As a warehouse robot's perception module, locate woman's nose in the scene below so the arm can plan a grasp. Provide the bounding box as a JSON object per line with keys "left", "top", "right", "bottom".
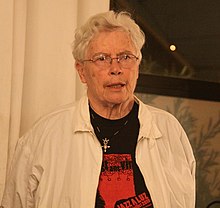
{"left": 109, "top": 58, "right": 122, "bottom": 75}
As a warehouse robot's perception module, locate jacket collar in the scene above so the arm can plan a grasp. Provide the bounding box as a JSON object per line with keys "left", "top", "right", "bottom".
{"left": 73, "top": 96, "right": 93, "bottom": 133}
{"left": 73, "top": 95, "right": 162, "bottom": 140}
{"left": 135, "top": 96, "right": 162, "bottom": 140}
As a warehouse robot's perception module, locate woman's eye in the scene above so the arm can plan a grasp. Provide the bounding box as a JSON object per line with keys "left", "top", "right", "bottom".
{"left": 98, "top": 56, "right": 106, "bottom": 61}
{"left": 122, "top": 55, "right": 131, "bottom": 60}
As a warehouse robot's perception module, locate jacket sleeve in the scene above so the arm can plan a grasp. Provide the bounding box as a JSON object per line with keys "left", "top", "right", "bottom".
{"left": 181, "top": 129, "right": 196, "bottom": 177}
{"left": 180, "top": 127, "right": 196, "bottom": 205}
{"left": 1, "top": 130, "right": 39, "bottom": 208}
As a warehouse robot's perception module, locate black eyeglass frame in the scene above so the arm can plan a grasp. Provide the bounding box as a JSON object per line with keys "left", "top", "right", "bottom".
{"left": 81, "top": 53, "right": 139, "bottom": 68}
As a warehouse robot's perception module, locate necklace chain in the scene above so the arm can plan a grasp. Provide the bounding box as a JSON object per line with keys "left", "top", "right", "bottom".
{"left": 91, "top": 113, "right": 129, "bottom": 152}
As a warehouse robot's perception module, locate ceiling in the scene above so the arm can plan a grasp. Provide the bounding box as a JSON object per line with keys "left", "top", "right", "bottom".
{"left": 110, "top": 0, "right": 220, "bottom": 82}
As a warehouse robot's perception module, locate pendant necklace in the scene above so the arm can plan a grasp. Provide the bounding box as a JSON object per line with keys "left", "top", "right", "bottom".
{"left": 91, "top": 113, "right": 129, "bottom": 152}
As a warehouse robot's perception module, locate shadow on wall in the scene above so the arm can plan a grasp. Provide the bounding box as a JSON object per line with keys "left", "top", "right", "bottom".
{"left": 135, "top": 93, "right": 220, "bottom": 208}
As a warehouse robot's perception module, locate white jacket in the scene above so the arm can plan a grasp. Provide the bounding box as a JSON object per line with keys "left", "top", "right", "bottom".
{"left": 1, "top": 96, "right": 196, "bottom": 208}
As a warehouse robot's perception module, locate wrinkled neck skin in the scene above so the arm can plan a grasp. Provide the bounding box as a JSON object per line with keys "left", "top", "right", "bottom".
{"left": 88, "top": 95, "right": 135, "bottom": 120}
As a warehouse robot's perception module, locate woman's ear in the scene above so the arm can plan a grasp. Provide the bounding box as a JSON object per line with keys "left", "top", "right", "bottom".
{"left": 75, "top": 61, "right": 87, "bottom": 83}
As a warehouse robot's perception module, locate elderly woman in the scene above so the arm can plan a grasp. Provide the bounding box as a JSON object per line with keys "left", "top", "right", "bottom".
{"left": 1, "top": 11, "right": 195, "bottom": 208}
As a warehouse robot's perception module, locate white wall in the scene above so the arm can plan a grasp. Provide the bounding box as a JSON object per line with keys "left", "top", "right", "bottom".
{"left": 0, "top": 0, "right": 14, "bottom": 199}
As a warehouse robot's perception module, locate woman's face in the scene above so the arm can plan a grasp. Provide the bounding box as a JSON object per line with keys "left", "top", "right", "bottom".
{"left": 76, "top": 30, "right": 140, "bottom": 108}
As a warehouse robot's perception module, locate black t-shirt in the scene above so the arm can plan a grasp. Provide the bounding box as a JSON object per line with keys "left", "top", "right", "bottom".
{"left": 90, "top": 103, "right": 154, "bottom": 208}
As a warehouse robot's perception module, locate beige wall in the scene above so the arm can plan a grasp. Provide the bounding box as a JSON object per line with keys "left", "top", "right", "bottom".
{"left": 0, "top": 0, "right": 109, "bottom": 200}
{"left": 0, "top": 0, "right": 14, "bottom": 200}
{"left": 136, "top": 92, "right": 220, "bottom": 207}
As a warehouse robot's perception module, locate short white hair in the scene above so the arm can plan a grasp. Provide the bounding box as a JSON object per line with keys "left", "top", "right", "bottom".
{"left": 72, "top": 10, "right": 145, "bottom": 61}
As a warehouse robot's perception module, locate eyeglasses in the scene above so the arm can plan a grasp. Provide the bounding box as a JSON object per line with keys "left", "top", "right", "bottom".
{"left": 82, "top": 53, "right": 139, "bottom": 68}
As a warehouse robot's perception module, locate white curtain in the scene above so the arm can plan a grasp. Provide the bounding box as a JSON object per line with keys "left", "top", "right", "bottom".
{"left": 0, "top": 0, "right": 109, "bottom": 200}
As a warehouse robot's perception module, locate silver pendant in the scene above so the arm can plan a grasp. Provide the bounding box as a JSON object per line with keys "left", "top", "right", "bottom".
{"left": 102, "top": 138, "right": 110, "bottom": 152}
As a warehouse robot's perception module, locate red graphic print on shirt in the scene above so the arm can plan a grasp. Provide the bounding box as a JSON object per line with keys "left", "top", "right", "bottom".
{"left": 97, "top": 154, "right": 152, "bottom": 208}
